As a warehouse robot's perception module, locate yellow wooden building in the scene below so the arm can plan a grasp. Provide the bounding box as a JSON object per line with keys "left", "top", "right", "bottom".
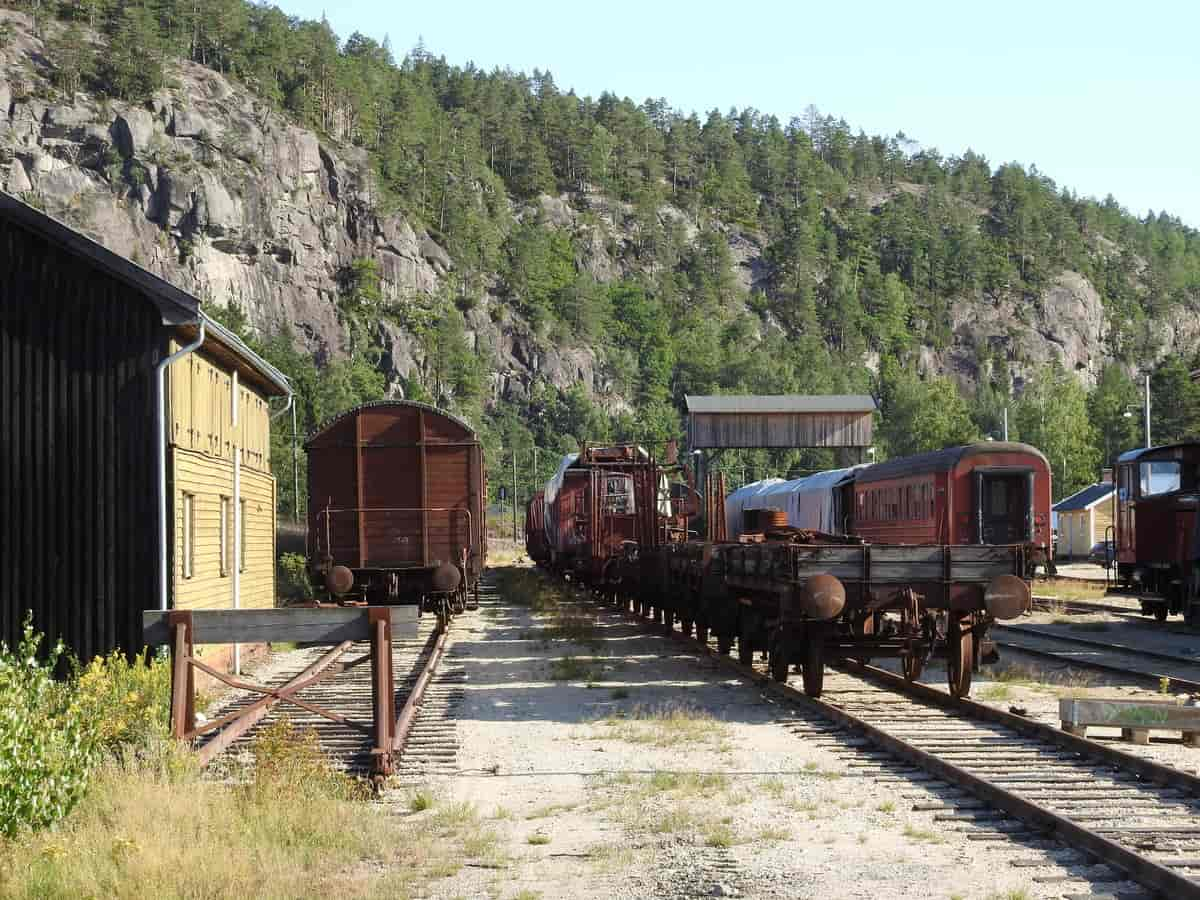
{"left": 166, "top": 313, "right": 291, "bottom": 671}
{"left": 1054, "top": 481, "right": 1116, "bottom": 560}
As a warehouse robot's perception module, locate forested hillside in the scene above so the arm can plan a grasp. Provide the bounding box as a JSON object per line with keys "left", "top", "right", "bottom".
{"left": 3, "top": 2, "right": 1200, "bottom": 506}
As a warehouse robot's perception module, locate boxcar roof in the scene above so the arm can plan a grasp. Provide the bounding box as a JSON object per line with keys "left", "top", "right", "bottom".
{"left": 1117, "top": 442, "right": 1200, "bottom": 463}
{"left": 855, "top": 441, "right": 1049, "bottom": 485}
{"left": 305, "top": 400, "right": 477, "bottom": 447}
{"left": 0, "top": 190, "right": 199, "bottom": 325}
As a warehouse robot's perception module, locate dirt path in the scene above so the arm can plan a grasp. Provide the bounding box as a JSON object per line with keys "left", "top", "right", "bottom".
{"left": 382, "top": 568, "right": 1134, "bottom": 900}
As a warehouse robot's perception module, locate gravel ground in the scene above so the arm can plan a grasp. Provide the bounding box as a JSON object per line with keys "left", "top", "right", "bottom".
{"left": 394, "top": 569, "right": 1137, "bottom": 900}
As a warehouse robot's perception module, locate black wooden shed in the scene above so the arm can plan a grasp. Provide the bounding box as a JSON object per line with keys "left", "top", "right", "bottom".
{"left": 0, "top": 192, "right": 200, "bottom": 663}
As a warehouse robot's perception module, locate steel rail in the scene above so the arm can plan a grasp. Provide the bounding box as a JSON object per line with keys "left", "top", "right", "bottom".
{"left": 393, "top": 622, "right": 450, "bottom": 755}
{"left": 600, "top": 593, "right": 1200, "bottom": 899}
{"left": 992, "top": 639, "right": 1200, "bottom": 695}
{"left": 999, "top": 622, "right": 1200, "bottom": 669}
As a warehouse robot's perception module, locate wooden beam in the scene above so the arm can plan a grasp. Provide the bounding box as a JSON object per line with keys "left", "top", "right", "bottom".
{"left": 144, "top": 606, "right": 419, "bottom": 646}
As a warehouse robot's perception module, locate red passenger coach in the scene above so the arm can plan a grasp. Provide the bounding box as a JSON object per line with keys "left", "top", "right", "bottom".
{"left": 306, "top": 401, "right": 487, "bottom": 619}
{"left": 851, "top": 442, "right": 1053, "bottom": 567}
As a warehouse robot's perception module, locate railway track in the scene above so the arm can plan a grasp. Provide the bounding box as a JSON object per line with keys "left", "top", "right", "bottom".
{"left": 604, "top": 593, "right": 1200, "bottom": 899}
{"left": 994, "top": 623, "right": 1200, "bottom": 694}
{"left": 202, "top": 611, "right": 463, "bottom": 777}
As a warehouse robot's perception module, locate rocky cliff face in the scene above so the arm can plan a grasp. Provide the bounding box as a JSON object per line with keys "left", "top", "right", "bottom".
{"left": 0, "top": 11, "right": 1194, "bottom": 408}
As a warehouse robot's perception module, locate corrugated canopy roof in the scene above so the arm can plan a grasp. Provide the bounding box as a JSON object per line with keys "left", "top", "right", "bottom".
{"left": 1053, "top": 482, "right": 1115, "bottom": 512}
{"left": 685, "top": 394, "right": 876, "bottom": 414}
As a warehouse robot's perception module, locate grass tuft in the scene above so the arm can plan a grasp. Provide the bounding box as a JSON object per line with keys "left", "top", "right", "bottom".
{"left": 596, "top": 702, "right": 727, "bottom": 748}
{"left": 902, "top": 824, "right": 944, "bottom": 843}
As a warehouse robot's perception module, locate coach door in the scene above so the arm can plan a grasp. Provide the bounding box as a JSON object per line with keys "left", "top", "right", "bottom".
{"left": 975, "top": 469, "right": 1033, "bottom": 544}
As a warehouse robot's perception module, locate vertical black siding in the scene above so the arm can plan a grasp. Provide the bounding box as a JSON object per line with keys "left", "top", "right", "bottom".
{"left": 0, "top": 218, "right": 163, "bottom": 663}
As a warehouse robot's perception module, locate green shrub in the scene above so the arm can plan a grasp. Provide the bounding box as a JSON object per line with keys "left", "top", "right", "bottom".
{"left": 248, "top": 718, "right": 367, "bottom": 802}
{"left": 70, "top": 649, "right": 171, "bottom": 752}
{"left": 0, "top": 618, "right": 100, "bottom": 837}
{"left": 278, "top": 552, "right": 313, "bottom": 601}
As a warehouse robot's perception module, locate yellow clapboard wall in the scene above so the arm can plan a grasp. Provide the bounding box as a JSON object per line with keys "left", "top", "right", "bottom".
{"left": 173, "top": 448, "right": 277, "bottom": 611}
{"left": 167, "top": 347, "right": 271, "bottom": 475}
{"left": 166, "top": 342, "right": 278, "bottom": 614}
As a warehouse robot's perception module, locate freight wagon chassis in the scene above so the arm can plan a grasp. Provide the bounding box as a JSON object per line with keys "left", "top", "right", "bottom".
{"left": 143, "top": 606, "right": 423, "bottom": 776}
{"left": 633, "top": 542, "right": 1030, "bottom": 700}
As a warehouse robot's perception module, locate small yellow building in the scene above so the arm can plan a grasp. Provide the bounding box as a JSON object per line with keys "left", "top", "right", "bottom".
{"left": 1054, "top": 482, "right": 1116, "bottom": 560}
{"left": 166, "top": 313, "right": 291, "bottom": 671}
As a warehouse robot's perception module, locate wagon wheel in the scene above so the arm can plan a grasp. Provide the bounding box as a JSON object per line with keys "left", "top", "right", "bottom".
{"left": 947, "top": 612, "right": 973, "bottom": 699}
{"left": 737, "top": 623, "right": 755, "bottom": 666}
{"left": 802, "top": 632, "right": 825, "bottom": 697}
{"left": 901, "top": 653, "right": 924, "bottom": 682}
{"left": 852, "top": 614, "right": 875, "bottom": 666}
{"left": 769, "top": 637, "right": 790, "bottom": 684}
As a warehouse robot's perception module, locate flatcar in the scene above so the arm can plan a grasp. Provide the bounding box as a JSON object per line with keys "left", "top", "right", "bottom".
{"left": 533, "top": 442, "right": 1043, "bottom": 699}
{"left": 1113, "top": 442, "right": 1200, "bottom": 624}
{"left": 306, "top": 401, "right": 486, "bottom": 621}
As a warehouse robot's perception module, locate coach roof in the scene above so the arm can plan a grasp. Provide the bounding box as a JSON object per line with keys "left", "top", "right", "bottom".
{"left": 855, "top": 442, "right": 1049, "bottom": 485}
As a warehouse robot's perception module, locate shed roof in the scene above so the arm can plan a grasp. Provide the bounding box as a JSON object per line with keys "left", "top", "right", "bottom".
{"left": 0, "top": 190, "right": 199, "bottom": 326}
{"left": 686, "top": 394, "right": 876, "bottom": 414}
{"left": 1053, "top": 482, "right": 1115, "bottom": 512}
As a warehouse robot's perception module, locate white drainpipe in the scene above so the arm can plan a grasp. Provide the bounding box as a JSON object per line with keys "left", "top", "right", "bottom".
{"left": 156, "top": 322, "right": 206, "bottom": 612}
{"left": 232, "top": 369, "right": 241, "bottom": 675}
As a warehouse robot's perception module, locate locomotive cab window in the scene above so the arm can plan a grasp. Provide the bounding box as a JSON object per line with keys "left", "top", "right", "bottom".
{"left": 1139, "top": 461, "right": 1182, "bottom": 497}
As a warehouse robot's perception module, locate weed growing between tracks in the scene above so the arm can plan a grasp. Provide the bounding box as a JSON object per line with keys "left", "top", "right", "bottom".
{"left": 594, "top": 702, "right": 730, "bottom": 749}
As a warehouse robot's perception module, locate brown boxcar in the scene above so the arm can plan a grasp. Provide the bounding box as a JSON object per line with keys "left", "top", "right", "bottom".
{"left": 540, "top": 445, "right": 668, "bottom": 584}
{"left": 1114, "top": 442, "right": 1200, "bottom": 623}
{"left": 306, "top": 401, "right": 486, "bottom": 617}
{"left": 525, "top": 490, "right": 548, "bottom": 563}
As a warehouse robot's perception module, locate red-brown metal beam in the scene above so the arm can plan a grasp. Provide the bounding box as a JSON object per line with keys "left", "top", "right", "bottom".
{"left": 393, "top": 623, "right": 448, "bottom": 756}
{"left": 193, "top": 639, "right": 354, "bottom": 766}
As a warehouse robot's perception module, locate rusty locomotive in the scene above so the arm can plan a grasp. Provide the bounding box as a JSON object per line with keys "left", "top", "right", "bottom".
{"left": 1112, "top": 442, "right": 1200, "bottom": 624}
{"left": 530, "top": 441, "right": 1048, "bottom": 698}
{"left": 306, "top": 401, "right": 487, "bottom": 622}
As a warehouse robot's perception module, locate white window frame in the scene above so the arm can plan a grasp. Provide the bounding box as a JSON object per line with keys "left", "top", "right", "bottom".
{"left": 219, "top": 495, "right": 230, "bottom": 577}
{"left": 239, "top": 498, "right": 247, "bottom": 573}
{"left": 182, "top": 492, "right": 195, "bottom": 579}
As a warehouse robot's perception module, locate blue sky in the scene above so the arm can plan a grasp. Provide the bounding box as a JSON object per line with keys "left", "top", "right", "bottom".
{"left": 280, "top": 0, "right": 1199, "bottom": 227}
